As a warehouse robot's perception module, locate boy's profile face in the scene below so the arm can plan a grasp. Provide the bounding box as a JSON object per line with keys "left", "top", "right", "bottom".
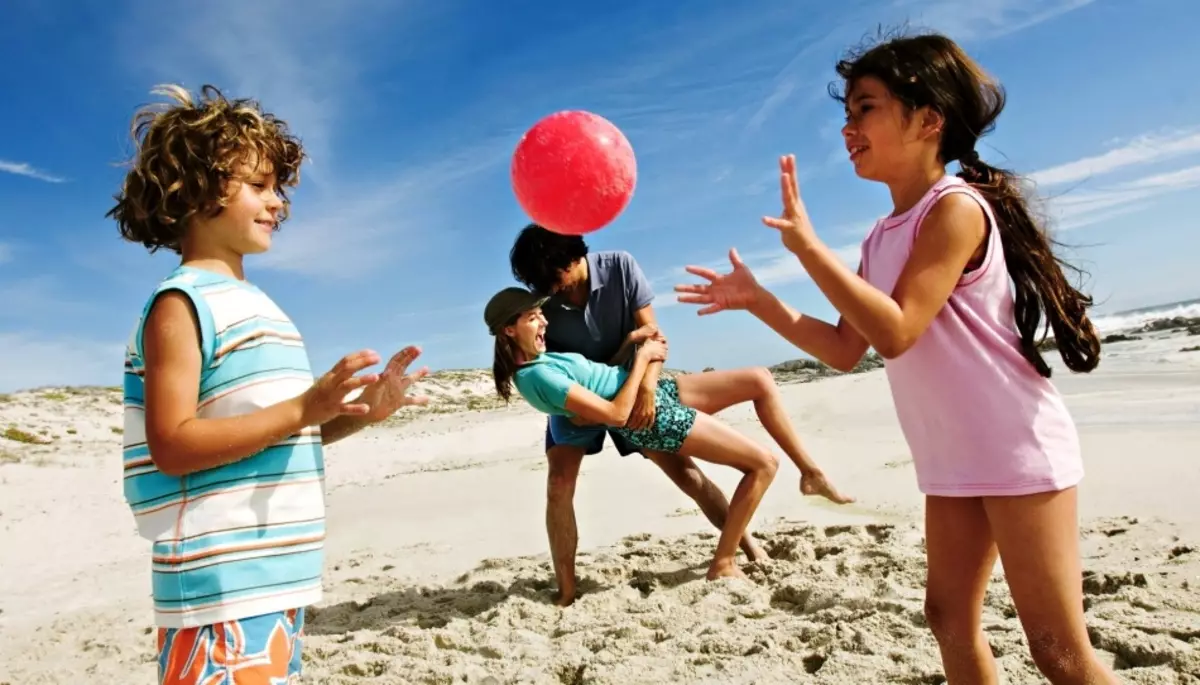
{"left": 552, "top": 258, "right": 588, "bottom": 297}
{"left": 192, "top": 159, "right": 284, "bottom": 256}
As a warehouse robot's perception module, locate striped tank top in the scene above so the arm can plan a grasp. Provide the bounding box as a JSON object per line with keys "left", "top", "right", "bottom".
{"left": 122, "top": 266, "right": 326, "bottom": 628}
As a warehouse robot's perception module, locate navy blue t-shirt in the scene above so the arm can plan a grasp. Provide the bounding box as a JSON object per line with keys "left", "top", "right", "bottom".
{"left": 542, "top": 250, "right": 655, "bottom": 364}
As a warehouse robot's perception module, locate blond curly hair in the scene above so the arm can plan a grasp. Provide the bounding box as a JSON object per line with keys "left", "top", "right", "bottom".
{"left": 107, "top": 84, "right": 306, "bottom": 254}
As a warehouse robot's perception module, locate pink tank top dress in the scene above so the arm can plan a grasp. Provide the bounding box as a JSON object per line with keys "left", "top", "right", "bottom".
{"left": 859, "top": 174, "right": 1084, "bottom": 497}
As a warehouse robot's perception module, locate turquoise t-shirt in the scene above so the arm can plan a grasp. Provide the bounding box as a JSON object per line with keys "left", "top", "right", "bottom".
{"left": 513, "top": 351, "right": 629, "bottom": 417}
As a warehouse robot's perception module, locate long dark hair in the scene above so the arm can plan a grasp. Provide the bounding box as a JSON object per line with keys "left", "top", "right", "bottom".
{"left": 492, "top": 324, "right": 521, "bottom": 402}
{"left": 830, "top": 30, "right": 1101, "bottom": 377}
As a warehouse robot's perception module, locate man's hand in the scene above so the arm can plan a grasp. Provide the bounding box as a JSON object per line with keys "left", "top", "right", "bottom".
{"left": 628, "top": 323, "right": 660, "bottom": 346}
{"left": 358, "top": 346, "right": 432, "bottom": 422}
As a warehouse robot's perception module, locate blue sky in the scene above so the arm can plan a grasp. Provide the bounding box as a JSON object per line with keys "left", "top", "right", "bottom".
{"left": 2, "top": 0, "right": 1199, "bottom": 391}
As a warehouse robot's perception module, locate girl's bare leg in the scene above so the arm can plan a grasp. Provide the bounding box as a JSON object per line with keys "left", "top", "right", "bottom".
{"left": 676, "top": 411, "right": 779, "bottom": 579}
{"left": 924, "top": 495, "right": 1002, "bottom": 684}
{"left": 983, "top": 488, "right": 1119, "bottom": 684}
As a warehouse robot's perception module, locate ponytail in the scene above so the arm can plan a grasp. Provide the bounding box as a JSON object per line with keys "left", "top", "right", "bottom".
{"left": 492, "top": 335, "right": 520, "bottom": 402}
{"left": 827, "top": 31, "right": 1102, "bottom": 377}
{"left": 957, "top": 157, "right": 1101, "bottom": 377}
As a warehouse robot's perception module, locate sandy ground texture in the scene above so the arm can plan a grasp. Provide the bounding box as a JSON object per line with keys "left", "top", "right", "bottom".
{"left": 1, "top": 321, "right": 1198, "bottom": 683}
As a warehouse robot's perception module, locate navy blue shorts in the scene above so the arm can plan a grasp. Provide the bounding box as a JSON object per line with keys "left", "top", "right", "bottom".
{"left": 544, "top": 415, "right": 644, "bottom": 457}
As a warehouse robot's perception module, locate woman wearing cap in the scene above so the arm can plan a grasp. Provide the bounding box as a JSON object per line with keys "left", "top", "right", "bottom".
{"left": 485, "top": 286, "right": 852, "bottom": 581}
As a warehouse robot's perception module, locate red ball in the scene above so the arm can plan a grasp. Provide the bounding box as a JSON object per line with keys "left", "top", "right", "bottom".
{"left": 510, "top": 110, "right": 637, "bottom": 236}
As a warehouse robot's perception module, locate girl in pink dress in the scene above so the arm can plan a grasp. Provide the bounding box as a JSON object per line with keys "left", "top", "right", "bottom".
{"left": 676, "top": 32, "right": 1116, "bottom": 685}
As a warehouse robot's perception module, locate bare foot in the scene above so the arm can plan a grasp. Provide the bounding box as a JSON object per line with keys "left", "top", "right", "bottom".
{"left": 745, "top": 541, "right": 770, "bottom": 563}
{"left": 553, "top": 588, "right": 576, "bottom": 607}
{"left": 800, "top": 470, "right": 855, "bottom": 504}
{"left": 706, "top": 558, "right": 746, "bottom": 581}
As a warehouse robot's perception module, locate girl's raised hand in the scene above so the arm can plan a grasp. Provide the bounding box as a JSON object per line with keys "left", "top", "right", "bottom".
{"left": 763, "top": 154, "right": 818, "bottom": 255}
{"left": 674, "top": 248, "right": 763, "bottom": 315}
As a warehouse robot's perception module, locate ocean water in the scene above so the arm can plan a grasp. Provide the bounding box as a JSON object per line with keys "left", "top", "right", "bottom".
{"left": 1091, "top": 298, "right": 1200, "bottom": 333}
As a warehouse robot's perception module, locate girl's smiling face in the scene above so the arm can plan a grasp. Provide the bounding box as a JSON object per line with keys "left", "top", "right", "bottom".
{"left": 841, "top": 76, "right": 942, "bottom": 183}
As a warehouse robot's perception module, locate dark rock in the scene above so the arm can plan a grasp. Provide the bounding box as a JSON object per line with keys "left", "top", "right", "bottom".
{"left": 768, "top": 352, "right": 885, "bottom": 384}
{"left": 1137, "top": 316, "right": 1200, "bottom": 333}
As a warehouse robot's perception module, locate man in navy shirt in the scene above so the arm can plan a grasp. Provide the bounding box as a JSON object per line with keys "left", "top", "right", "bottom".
{"left": 508, "top": 223, "right": 767, "bottom": 606}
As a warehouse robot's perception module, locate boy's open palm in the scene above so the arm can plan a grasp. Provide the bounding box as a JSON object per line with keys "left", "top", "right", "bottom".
{"left": 359, "top": 346, "right": 431, "bottom": 422}
{"left": 301, "top": 350, "right": 385, "bottom": 426}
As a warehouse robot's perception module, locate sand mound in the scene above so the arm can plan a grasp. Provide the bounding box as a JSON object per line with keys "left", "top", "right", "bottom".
{"left": 298, "top": 517, "right": 1198, "bottom": 684}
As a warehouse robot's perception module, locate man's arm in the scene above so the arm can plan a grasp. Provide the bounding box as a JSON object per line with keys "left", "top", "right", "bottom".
{"left": 631, "top": 305, "right": 663, "bottom": 391}
{"left": 618, "top": 251, "right": 664, "bottom": 431}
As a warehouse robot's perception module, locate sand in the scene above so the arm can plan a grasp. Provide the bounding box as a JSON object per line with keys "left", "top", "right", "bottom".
{"left": 1, "top": 321, "right": 1198, "bottom": 683}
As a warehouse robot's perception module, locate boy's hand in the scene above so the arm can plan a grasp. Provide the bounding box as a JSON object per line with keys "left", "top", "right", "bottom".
{"left": 359, "top": 346, "right": 431, "bottom": 422}
{"left": 300, "top": 350, "right": 383, "bottom": 426}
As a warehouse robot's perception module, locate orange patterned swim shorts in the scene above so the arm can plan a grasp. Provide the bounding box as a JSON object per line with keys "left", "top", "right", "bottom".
{"left": 156, "top": 608, "right": 305, "bottom": 684}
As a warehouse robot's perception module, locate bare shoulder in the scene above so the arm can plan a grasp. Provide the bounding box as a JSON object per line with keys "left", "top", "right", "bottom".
{"left": 143, "top": 289, "right": 202, "bottom": 366}
{"left": 921, "top": 191, "right": 987, "bottom": 244}
{"left": 145, "top": 289, "right": 199, "bottom": 334}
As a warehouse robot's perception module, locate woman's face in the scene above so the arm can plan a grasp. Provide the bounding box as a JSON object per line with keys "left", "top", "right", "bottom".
{"left": 505, "top": 307, "right": 547, "bottom": 358}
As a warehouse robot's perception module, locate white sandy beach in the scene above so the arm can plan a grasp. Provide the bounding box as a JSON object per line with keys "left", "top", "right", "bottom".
{"left": 1, "top": 321, "right": 1198, "bottom": 684}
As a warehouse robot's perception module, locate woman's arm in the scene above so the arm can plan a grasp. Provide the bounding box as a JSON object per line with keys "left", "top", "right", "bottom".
{"left": 562, "top": 353, "right": 653, "bottom": 427}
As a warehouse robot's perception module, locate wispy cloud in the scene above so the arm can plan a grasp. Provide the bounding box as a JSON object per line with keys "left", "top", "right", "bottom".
{"left": 111, "top": 0, "right": 510, "bottom": 280}
{"left": 899, "top": 0, "right": 1097, "bottom": 41}
{"left": 0, "top": 334, "right": 124, "bottom": 392}
{"left": 116, "top": 0, "right": 397, "bottom": 174}
{"left": 0, "top": 243, "right": 11, "bottom": 264}
{"left": 1043, "top": 164, "right": 1200, "bottom": 231}
{"left": 751, "top": 243, "right": 863, "bottom": 286}
{"left": 0, "top": 276, "right": 103, "bottom": 323}
{"left": 1025, "top": 127, "right": 1200, "bottom": 231}
{"left": 254, "top": 135, "right": 514, "bottom": 278}
{"left": 1030, "top": 128, "right": 1200, "bottom": 187}
{"left": 653, "top": 243, "right": 863, "bottom": 308}
{"left": 742, "top": 0, "right": 1096, "bottom": 136}
{"left": 0, "top": 159, "right": 64, "bottom": 183}
{"left": 659, "top": 122, "right": 1200, "bottom": 294}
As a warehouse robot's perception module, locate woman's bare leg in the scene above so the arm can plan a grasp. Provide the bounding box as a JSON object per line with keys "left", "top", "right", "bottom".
{"left": 643, "top": 449, "right": 769, "bottom": 561}
{"left": 676, "top": 411, "right": 779, "bottom": 579}
{"left": 983, "top": 488, "right": 1119, "bottom": 684}
{"left": 675, "top": 367, "right": 852, "bottom": 503}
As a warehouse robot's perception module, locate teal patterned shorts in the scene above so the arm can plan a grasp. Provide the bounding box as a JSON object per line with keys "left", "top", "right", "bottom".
{"left": 614, "top": 377, "right": 697, "bottom": 454}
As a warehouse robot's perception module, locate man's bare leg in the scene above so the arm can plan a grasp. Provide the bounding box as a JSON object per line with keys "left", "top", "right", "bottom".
{"left": 644, "top": 450, "right": 769, "bottom": 562}
{"left": 546, "top": 444, "right": 586, "bottom": 606}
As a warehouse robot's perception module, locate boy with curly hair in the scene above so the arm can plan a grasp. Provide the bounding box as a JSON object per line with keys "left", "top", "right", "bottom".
{"left": 110, "top": 84, "right": 427, "bottom": 684}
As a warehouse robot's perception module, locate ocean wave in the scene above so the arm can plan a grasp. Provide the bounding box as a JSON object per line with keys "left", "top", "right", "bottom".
{"left": 1092, "top": 301, "right": 1200, "bottom": 333}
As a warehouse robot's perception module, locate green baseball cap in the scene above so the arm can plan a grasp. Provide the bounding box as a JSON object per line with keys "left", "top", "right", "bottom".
{"left": 484, "top": 287, "right": 549, "bottom": 335}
